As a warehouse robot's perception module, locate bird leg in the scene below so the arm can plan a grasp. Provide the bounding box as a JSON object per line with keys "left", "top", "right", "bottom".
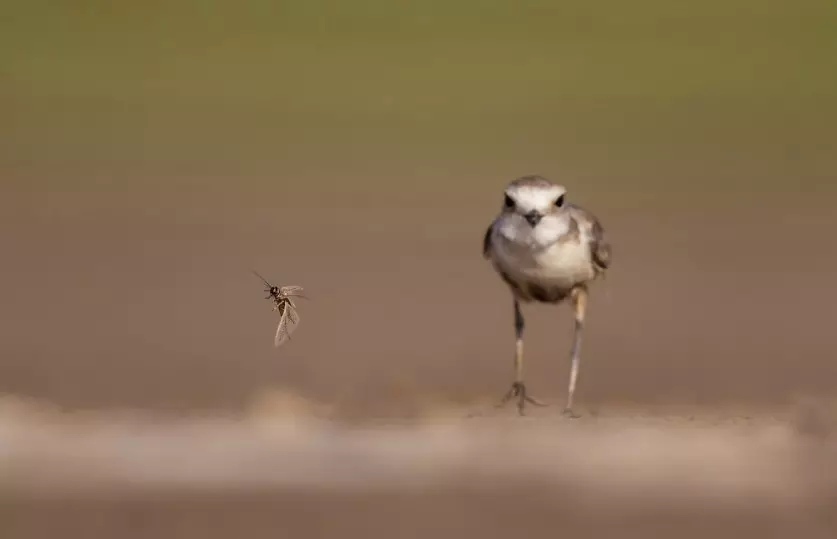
{"left": 497, "top": 299, "right": 547, "bottom": 415}
{"left": 563, "top": 286, "right": 587, "bottom": 419}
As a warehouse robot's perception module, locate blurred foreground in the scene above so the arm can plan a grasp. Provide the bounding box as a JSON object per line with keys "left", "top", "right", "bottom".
{"left": 2, "top": 394, "right": 837, "bottom": 538}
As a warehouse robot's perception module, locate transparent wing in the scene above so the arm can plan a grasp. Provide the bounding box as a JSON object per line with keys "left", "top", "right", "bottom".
{"left": 279, "top": 285, "right": 305, "bottom": 296}
{"left": 273, "top": 303, "right": 300, "bottom": 347}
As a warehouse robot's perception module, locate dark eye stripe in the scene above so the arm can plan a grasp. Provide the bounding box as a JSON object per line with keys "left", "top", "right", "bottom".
{"left": 504, "top": 194, "right": 514, "bottom": 208}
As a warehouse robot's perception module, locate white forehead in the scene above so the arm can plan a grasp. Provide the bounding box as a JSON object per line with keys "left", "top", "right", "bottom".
{"left": 506, "top": 183, "right": 567, "bottom": 211}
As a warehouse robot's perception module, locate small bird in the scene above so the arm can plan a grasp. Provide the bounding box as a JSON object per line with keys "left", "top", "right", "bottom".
{"left": 482, "top": 175, "right": 611, "bottom": 417}
{"left": 251, "top": 270, "right": 307, "bottom": 347}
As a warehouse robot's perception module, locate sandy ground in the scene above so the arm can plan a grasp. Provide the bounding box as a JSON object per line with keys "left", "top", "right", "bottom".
{"left": 0, "top": 398, "right": 819, "bottom": 497}
{"left": 1, "top": 396, "right": 837, "bottom": 538}
{"left": 1, "top": 178, "right": 837, "bottom": 537}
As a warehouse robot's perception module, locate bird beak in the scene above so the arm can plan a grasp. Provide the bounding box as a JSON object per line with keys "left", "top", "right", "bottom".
{"left": 524, "top": 211, "right": 542, "bottom": 227}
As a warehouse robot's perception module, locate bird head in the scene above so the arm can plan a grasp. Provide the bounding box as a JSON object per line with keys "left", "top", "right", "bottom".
{"left": 501, "top": 175, "right": 567, "bottom": 228}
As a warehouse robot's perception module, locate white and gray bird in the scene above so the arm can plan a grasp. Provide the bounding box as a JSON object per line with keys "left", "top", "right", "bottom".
{"left": 482, "top": 175, "right": 612, "bottom": 417}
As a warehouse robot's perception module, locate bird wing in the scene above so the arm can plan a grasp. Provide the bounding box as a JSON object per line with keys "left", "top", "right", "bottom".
{"left": 590, "top": 219, "right": 612, "bottom": 272}
{"left": 482, "top": 221, "right": 494, "bottom": 258}
{"left": 568, "top": 204, "right": 611, "bottom": 272}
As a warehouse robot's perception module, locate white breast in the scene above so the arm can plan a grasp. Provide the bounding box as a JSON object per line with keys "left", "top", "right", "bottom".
{"left": 492, "top": 229, "right": 595, "bottom": 289}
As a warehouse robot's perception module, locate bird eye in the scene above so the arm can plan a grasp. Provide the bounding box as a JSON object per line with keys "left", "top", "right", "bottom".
{"left": 554, "top": 195, "right": 565, "bottom": 208}
{"left": 504, "top": 194, "right": 514, "bottom": 209}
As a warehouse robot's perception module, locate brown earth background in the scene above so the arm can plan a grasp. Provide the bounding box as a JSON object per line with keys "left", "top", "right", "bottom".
{"left": 2, "top": 1, "right": 837, "bottom": 537}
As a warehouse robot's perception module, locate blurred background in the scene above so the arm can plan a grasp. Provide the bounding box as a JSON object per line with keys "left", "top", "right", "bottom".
{"left": 1, "top": 1, "right": 837, "bottom": 536}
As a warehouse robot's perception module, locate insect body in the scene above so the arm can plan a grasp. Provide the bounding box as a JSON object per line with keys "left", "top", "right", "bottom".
{"left": 251, "top": 270, "right": 307, "bottom": 347}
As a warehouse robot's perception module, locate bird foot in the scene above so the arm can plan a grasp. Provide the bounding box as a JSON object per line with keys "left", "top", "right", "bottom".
{"left": 496, "top": 382, "right": 548, "bottom": 416}
{"left": 561, "top": 407, "right": 581, "bottom": 420}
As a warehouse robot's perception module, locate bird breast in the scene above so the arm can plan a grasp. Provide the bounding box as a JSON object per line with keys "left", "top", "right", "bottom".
{"left": 491, "top": 224, "right": 595, "bottom": 289}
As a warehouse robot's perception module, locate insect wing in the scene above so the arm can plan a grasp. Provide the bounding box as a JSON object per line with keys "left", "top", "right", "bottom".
{"left": 279, "top": 285, "right": 305, "bottom": 297}
{"left": 274, "top": 302, "right": 301, "bottom": 347}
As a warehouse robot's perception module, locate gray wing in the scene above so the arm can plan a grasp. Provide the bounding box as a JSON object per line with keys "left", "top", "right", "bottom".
{"left": 568, "top": 204, "right": 611, "bottom": 272}
{"left": 274, "top": 303, "right": 300, "bottom": 348}
{"left": 482, "top": 221, "right": 494, "bottom": 258}
{"left": 590, "top": 219, "right": 611, "bottom": 272}
{"left": 279, "top": 285, "right": 304, "bottom": 297}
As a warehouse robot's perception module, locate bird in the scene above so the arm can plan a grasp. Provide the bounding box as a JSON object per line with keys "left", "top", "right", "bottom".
{"left": 482, "top": 175, "right": 611, "bottom": 417}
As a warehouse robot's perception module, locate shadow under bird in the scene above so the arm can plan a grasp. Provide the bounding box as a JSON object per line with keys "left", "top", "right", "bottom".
{"left": 482, "top": 175, "right": 612, "bottom": 417}
{"left": 251, "top": 270, "right": 308, "bottom": 347}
